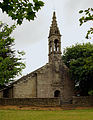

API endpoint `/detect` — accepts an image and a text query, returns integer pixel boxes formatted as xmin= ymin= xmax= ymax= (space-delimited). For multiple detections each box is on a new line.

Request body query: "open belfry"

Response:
xmin=0 ymin=12 xmax=74 ymax=103
xmin=49 ymin=12 xmax=61 ymax=63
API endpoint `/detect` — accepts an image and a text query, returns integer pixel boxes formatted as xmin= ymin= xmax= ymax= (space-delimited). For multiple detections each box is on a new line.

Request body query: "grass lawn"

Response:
xmin=0 ymin=109 xmax=93 ymax=120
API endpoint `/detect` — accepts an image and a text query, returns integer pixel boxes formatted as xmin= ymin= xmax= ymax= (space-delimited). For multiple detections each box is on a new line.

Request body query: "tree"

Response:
xmin=79 ymin=8 xmax=93 ymax=39
xmin=62 ymin=43 xmax=93 ymax=96
xmin=0 ymin=0 xmax=44 ymax=25
xmin=0 ymin=22 xmax=25 ymax=89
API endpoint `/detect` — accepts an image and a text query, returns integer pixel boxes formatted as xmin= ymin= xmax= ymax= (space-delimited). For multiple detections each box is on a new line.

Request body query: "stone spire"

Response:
xmin=48 ymin=12 xmax=62 ymax=63
xmin=49 ymin=12 xmax=61 ymax=37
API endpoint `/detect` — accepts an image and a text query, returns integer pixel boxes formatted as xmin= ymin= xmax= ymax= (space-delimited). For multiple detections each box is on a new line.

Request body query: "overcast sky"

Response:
xmin=0 ymin=0 xmax=93 ymax=78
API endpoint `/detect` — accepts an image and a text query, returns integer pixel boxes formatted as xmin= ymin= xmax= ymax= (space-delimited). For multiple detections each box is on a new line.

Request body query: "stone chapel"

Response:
xmin=0 ymin=12 xmax=74 ymax=103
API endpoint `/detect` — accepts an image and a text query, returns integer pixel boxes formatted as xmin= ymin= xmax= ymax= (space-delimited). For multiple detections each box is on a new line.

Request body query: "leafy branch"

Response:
xmin=0 ymin=0 xmax=44 ymax=25
xmin=79 ymin=8 xmax=93 ymax=39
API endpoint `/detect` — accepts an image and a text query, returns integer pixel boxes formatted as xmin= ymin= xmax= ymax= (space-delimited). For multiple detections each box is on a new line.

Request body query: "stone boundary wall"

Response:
xmin=0 ymin=97 xmax=93 ymax=106
xmin=0 ymin=98 xmax=60 ymax=106
xmin=72 ymin=96 xmax=93 ymax=106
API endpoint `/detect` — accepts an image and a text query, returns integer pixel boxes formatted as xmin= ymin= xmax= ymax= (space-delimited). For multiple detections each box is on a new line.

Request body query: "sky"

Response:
xmin=0 ymin=0 xmax=93 ymax=79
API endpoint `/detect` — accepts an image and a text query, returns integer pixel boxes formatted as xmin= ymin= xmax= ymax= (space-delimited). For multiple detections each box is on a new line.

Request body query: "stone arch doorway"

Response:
xmin=54 ymin=90 xmax=60 ymax=97
xmin=3 ymin=89 xmax=9 ymax=98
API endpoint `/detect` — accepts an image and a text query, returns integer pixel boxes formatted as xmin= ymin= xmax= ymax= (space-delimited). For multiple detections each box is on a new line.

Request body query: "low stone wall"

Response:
xmin=0 ymin=97 xmax=93 ymax=106
xmin=0 ymin=98 xmax=60 ymax=106
xmin=72 ymin=96 xmax=93 ymax=106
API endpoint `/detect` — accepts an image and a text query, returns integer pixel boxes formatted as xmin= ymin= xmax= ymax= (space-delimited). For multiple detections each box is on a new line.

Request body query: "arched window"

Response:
xmin=49 ymin=41 xmax=52 ymax=52
xmin=55 ymin=30 xmax=59 ymax=34
xmin=54 ymin=90 xmax=60 ymax=97
xmin=54 ymin=39 xmax=59 ymax=51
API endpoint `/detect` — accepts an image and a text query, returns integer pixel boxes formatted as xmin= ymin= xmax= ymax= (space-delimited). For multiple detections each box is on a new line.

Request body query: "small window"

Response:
xmin=55 ymin=30 xmax=59 ymax=34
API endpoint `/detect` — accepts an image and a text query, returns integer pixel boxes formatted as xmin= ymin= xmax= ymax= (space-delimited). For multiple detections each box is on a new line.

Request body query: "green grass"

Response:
xmin=0 ymin=109 xmax=93 ymax=120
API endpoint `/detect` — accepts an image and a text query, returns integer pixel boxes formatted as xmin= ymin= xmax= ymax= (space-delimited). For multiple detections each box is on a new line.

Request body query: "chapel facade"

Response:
xmin=0 ymin=12 xmax=74 ymax=103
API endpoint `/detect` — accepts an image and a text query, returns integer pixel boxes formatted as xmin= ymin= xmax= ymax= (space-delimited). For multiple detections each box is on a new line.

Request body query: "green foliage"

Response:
xmin=0 ymin=0 xmax=44 ymax=25
xmin=88 ymin=90 xmax=93 ymax=96
xmin=63 ymin=43 xmax=93 ymax=95
xmin=0 ymin=22 xmax=25 ymax=88
xmin=79 ymin=8 xmax=93 ymax=39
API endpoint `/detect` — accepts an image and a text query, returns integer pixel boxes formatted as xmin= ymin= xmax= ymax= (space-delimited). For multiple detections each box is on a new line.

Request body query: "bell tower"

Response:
xmin=48 ymin=12 xmax=62 ymax=63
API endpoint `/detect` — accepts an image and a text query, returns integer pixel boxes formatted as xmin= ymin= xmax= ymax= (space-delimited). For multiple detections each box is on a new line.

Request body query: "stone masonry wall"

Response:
xmin=13 ymin=75 xmax=37 ymax=98
xmin=73 ymin=96 xmax=93 ymax=106
xmin=37 ymin=64 xmax=54 ymax=98
xmin=61 ymin=65 xmax=74 ymax=102
xmin=0 ymin=97 xmax=93 ymax=106
xmin=0 ymin=98 xmax=60 ymax=106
